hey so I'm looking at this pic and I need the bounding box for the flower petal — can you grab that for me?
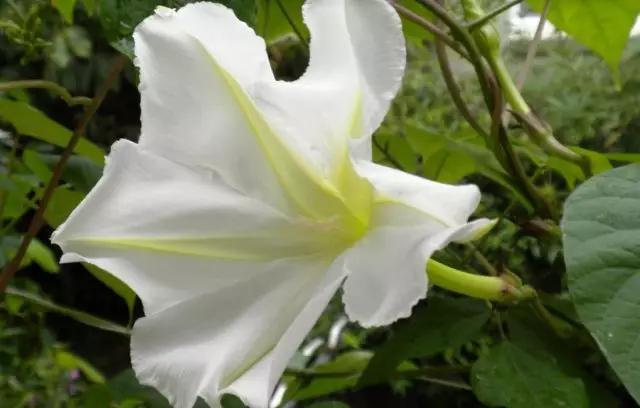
[52,140,341,314]
[356,161,485,229]
[343,163,494,327]
[133,3,289,210]
[343,215,493,327]
[134,2,377,226]
[220,257,345,407]
[252,0,406,174]
[131,256,342,408]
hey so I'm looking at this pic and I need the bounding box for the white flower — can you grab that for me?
[51,1,493,407]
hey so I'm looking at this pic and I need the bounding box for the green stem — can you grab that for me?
[464,0,590,174]
[274,0,309,52]
[466,243,498,276]
[531,297,575,339]
[465,0,524,32]
[284,365,471,390]
[427,259,535,302]
[433,27,491,145]
[0,80,92,107]
[5,286,131,336]
[490,58,530,116]
[392,3,470,60]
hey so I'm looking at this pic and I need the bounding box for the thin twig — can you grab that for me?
[465,0,524,32]
[392,3,470,60]
[417,376,472,391]
[503,0,551,125]
[0,80,92,107]
[0,56,125,292]
[488,75,555,219]
[420,0,553,217]
[516,0,551,90]
[373,137,406,172]
[274,0,309,52]
[284,365,469,389]
[433,31,489,144]
[415,0,494,118]
[466,243,498,276]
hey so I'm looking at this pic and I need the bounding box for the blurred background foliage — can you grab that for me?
[0,0,639,407]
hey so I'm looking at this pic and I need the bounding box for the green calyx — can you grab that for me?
[426,259,536,303]
[462,0,501,58]
[427,259,536,302]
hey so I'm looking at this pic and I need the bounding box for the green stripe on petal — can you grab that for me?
[199,39,371,239]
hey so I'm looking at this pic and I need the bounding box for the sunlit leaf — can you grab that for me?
[604,152,640,163]
[570,146,612,175]
[53,0,77,23]
[373,130,419,173]
[256,0,306,43]
[403,124,532,208]
[526,0,640,82]
[396,0,435,45]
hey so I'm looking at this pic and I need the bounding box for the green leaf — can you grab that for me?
[66,26,93,59]
[0,178,18,191]
[50,33,72,68]
[85,263,137,324]
[53,0,78,23]
[5,286,130,335]
[405,124,482,183]
[404,123,505,180]
[41,154,103,193]
[402,124,531,207]
[309,402,350,408]
[285,351,372,401]
[396,0,435,45]
[99,0,257,42]
[359,297,489,387]
[22,149,54,182]
[256,0,306,43]
[562,164,640,404]
[604,153,640,163]
[103,369,209,407]
[1,192,32,220]
[373,130,419,173]
[26,238,59,274]
[81,0,95,14]
[570,146,612,175]
[471,325,588,408]
[525,0,640,81]
[55,350,106,384]
[221,394,249,408]
[43,188,84,228]
[0,100,105,164]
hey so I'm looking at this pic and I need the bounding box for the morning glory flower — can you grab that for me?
[52,1,493,407]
